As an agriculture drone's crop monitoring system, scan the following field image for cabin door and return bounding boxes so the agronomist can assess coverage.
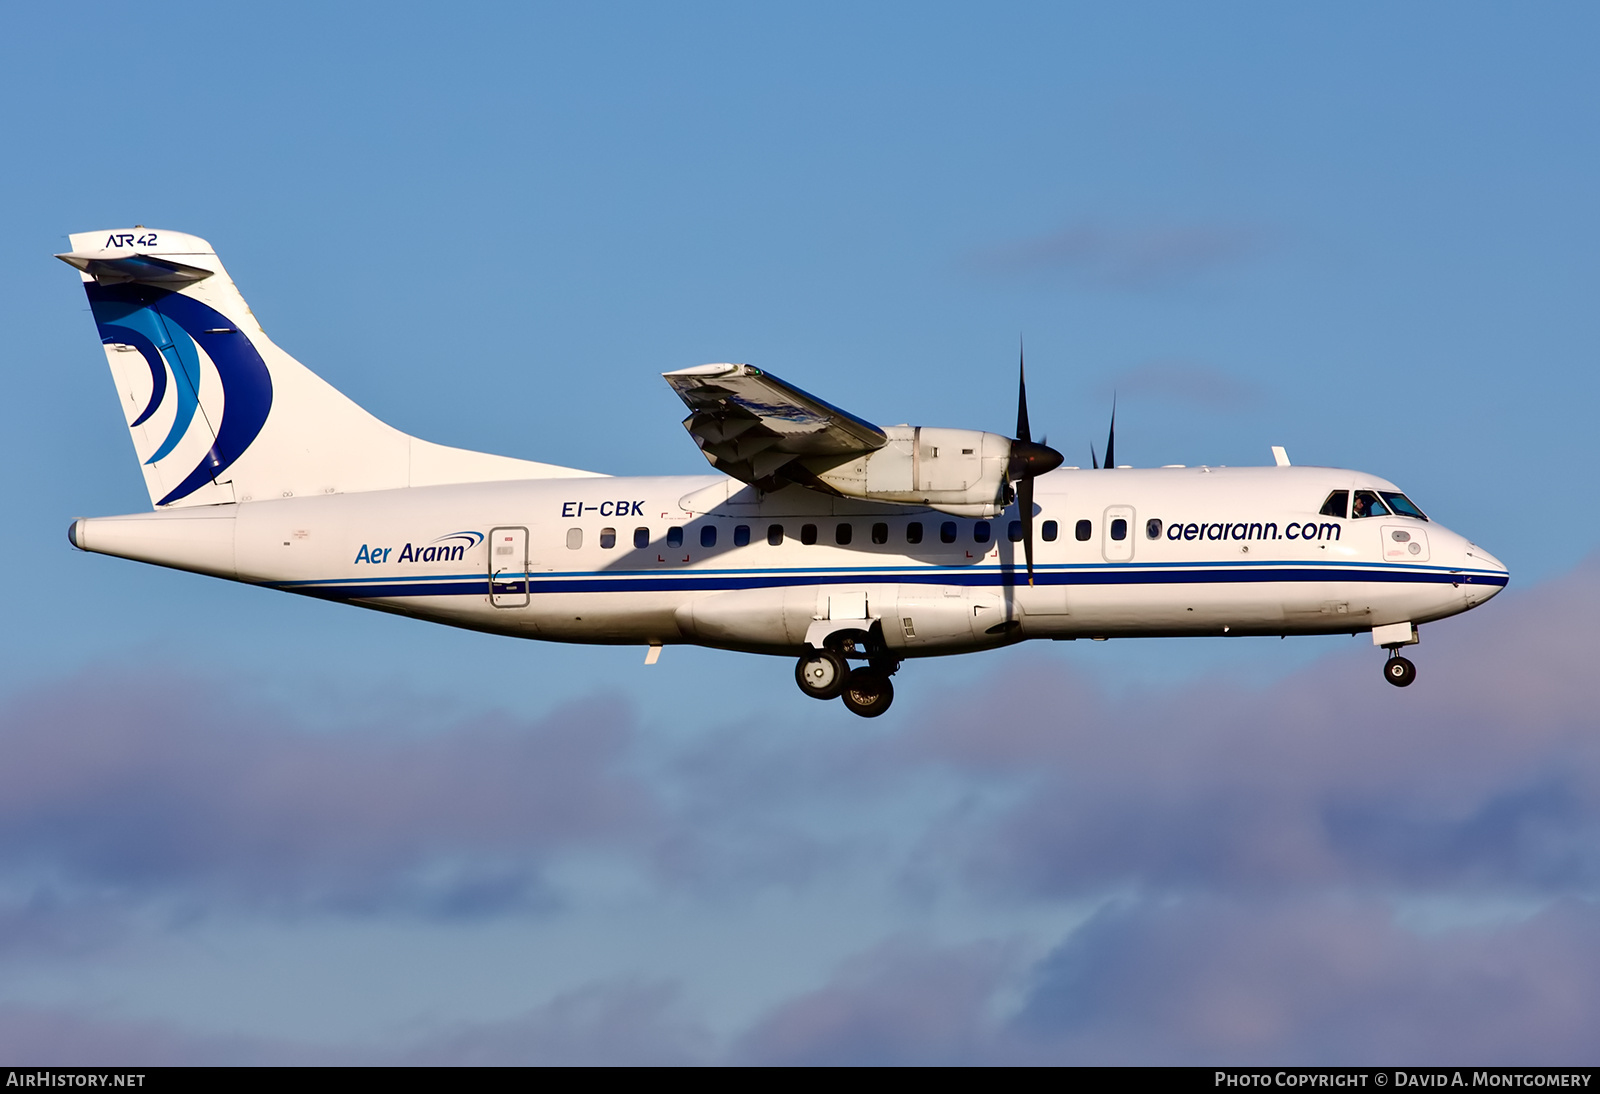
[1102,505,1136,563]
[489,526,530,608]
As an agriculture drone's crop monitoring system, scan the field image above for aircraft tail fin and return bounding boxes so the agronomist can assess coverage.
[59,228,602,509]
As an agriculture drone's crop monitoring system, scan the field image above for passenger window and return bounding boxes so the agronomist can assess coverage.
[1379,491,1428,520]
[666,526,683,548]
[1008,520,1023,542]
[767,524,784,546]
[801,524,818,545]
[835,523,852,545]
[1075,519,1092,542]
[940,521,958,544]
[906,522,923,544]
[871,522,888,545]
[1041,520,1058,542]
[633,527,649,549]
[974,521,991,544]
[1146,518,1162,540]
[700,526,717,548]
[734,525,751,547]
[1352,491,1389,519]
[1110,518,1128,541]
[600,527,616,549]
[566,527,583,550]
[1319,490,1349,518]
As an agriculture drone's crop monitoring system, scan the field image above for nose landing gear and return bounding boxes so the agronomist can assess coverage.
[1373,621,1420,688]
[794,628,901,716]
[1384,652,1417,687]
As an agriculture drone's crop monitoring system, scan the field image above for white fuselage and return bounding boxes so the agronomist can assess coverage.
[71,464,1508,658]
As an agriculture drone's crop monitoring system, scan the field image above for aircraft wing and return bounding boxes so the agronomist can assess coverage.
[663,363,887,485]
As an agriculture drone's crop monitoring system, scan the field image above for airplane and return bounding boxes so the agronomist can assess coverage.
[58,228,1509,717]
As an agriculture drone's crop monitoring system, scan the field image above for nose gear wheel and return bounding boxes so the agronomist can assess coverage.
[1384,655,1416,687]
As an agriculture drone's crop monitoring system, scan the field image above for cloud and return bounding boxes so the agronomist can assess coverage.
[6,555,1600,1063]
[728,900,1600,1065]
[732,937,1012,1066]
[1009,897,1600,1065]
[407,979,713,1066]
[0,889,143,962]
[0,981,713,1066]
[888,554,1600,901]
[0,978,707,1066]
[13,897,1600,1066]
[0,1005,347,1066]
[969,222,1265,290]
[0,681,661,917]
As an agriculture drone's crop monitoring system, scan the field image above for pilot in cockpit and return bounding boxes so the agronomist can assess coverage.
[1352,490,1389,519]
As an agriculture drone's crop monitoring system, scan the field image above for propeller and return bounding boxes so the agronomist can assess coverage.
[1103,394,1116,469]
[1088,395,1117,470]
[1008,345,1065,584]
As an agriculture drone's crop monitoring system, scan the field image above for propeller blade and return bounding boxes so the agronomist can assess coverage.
[1006,351,1062,484]
[1016,342,1032,444]
[1005,345,1060,586]
[1019,476,1035,584]
[1090,443,1099,471]
[1103,394,1117,470]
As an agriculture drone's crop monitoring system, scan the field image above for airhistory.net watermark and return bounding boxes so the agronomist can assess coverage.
[5,1076,145,1088]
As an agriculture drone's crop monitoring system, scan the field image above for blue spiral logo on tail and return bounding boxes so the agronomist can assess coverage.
[88,284,273,506]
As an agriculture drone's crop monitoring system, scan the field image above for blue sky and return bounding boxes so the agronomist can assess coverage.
[2,2,1598,1063]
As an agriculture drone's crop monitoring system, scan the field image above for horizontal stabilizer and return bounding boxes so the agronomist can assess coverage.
[56,250,214,286]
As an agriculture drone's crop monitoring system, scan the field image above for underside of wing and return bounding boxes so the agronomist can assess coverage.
[664,363,886,487]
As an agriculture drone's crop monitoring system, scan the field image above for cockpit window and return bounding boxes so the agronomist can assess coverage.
[1379,491,1428,520]
[1352,490,1390,519]
[1319,490,1349,518]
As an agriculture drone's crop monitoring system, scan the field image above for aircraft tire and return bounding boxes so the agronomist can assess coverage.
[1384,656,1417,688]
[841,668,894,718]
[796,648,850,700]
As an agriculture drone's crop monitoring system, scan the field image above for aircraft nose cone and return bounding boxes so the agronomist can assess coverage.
[1010,439,1064,481]
[1468,544,1508,574]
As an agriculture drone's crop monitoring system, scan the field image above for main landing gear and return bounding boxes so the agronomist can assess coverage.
[841,667,894,717]
[795,647,849,700]
[795,630,900,717]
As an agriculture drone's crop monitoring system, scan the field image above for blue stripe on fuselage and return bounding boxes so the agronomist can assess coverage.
[267,561,1509,602]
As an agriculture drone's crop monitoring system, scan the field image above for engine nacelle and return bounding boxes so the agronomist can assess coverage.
[804,426,1012,517]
